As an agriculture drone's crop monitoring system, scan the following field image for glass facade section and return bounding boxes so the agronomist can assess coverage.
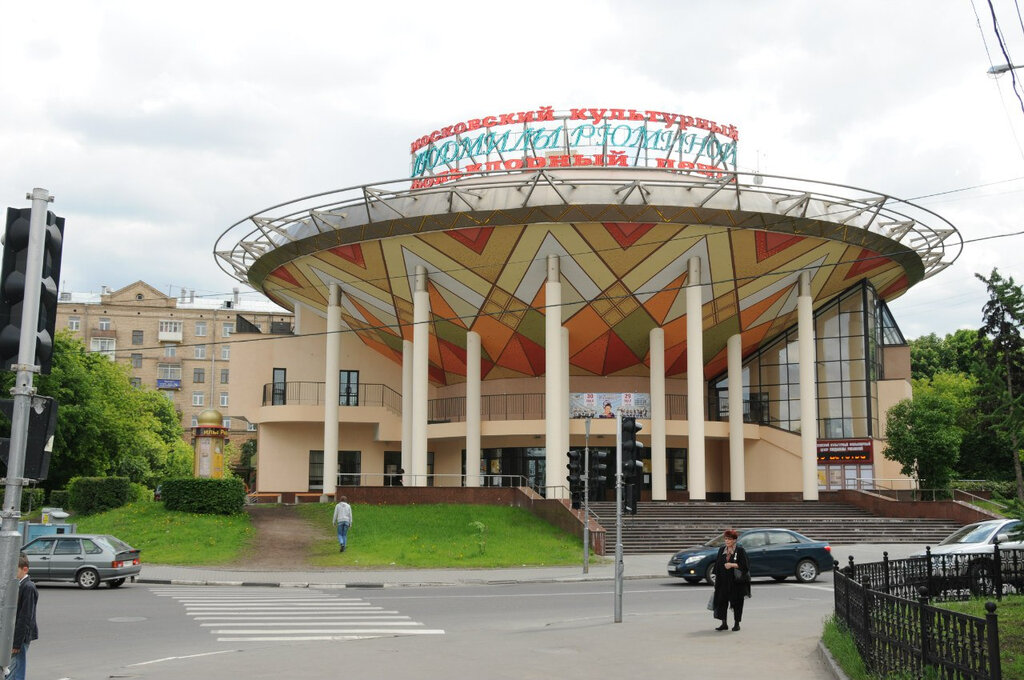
[710,281,896,439]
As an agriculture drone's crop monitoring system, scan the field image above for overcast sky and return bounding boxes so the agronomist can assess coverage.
[2,0,1023,339]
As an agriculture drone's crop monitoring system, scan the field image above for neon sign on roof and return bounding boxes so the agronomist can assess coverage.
[408,106,740,189]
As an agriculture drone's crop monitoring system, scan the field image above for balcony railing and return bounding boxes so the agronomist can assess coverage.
[262,382,401,414]
[260,383,777,425]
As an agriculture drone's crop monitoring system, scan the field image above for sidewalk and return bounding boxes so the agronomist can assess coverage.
[136,542,926,588]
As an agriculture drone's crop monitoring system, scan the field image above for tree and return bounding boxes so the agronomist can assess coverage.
[910,329,983,380]
[975,269,1024,502]
[883,388,964,491]
[0,332,193,491]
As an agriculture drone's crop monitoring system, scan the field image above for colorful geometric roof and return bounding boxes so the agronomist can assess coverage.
[259,220,911,385]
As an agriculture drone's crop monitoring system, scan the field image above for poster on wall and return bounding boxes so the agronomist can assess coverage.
[570,393,650,419]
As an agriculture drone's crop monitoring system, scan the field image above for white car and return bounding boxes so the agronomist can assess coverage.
[911,519,1024,558]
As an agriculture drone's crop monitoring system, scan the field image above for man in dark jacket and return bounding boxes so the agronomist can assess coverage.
[8,552,38,680]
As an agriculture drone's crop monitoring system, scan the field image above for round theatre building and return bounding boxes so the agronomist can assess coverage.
[215,106,961,503]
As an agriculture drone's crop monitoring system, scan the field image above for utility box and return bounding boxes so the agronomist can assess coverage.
[40,507,69,524]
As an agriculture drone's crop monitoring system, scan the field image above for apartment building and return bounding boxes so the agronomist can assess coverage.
[56,281,293,445]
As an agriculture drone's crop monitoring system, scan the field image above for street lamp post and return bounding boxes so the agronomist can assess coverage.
[988,63,1024,75]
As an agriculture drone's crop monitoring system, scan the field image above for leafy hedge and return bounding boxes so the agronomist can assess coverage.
[67,477,133,515]
[0,487,45,513]
[162,477,245,515]
[48,489,69,508]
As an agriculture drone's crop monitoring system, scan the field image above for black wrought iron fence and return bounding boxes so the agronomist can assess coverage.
[842,545,1024,603]
[834,568,1001,679]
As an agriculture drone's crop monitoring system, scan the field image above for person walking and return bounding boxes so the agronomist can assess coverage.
[332,495,353,552]
[711,529,750,631]
[8,552,38,680]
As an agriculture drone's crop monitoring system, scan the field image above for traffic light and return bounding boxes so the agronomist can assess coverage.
[621,417,644,515]
[0,395,58,480]
[589,450,608,501]
[0,207,65,373]
[566,450,584,509]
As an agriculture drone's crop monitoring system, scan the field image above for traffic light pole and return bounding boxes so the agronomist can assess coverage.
[614,412,623,623]
[0,188,51,668]
[582,417,590,574]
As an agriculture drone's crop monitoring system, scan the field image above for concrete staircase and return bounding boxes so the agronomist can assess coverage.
[587,501,963,554]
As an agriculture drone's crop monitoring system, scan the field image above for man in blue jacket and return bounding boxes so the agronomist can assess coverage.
[8,552,38,680]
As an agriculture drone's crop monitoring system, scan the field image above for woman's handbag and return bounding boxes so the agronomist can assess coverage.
[733,568,744,581]
[706,594,714,611]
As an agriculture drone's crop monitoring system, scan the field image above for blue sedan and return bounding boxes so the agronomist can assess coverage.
[667,528,833,584]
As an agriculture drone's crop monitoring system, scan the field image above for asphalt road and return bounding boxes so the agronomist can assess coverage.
[32,575,839,680]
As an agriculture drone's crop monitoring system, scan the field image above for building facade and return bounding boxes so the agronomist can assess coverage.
[215,107,962,502]
[56,281,294,445]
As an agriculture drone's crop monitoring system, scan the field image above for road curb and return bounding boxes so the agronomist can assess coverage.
[135,572,669,589]
[817,640,852,680]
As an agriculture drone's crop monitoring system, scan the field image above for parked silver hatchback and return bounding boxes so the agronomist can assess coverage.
[21,533,141,589]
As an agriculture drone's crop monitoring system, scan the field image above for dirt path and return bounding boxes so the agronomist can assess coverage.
[236,505,327,569]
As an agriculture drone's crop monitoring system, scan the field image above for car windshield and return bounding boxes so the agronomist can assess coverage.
[704,533,728,548]
[97,535,135,553]
[938,523,1000,546]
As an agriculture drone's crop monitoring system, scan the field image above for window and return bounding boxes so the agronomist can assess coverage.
[157,364,181,380]
[54,538,82,555]
[68,316,80,331]
[195,321,207,337]
[160,320,182,334]
[221,345,231,360]
[98,317,111,331]
[193,368,205,383]
[339,451,361,487]
[222,322,234,338]
[222,417,231,428]
[272,368,286,405]
[82,539,103,555]
[191,416,198,427]
[220,392,229,407]
[194,344,206,359]
[220,369,229,384]
[130,377,141,388]
[132,330,143,345]
[247,422,258,432]
[22,538,53,555]
[163,344,176,358]
[340,370,359,406]
[130,353,142,369]
[90,337,115,360]
[192,392,204,406]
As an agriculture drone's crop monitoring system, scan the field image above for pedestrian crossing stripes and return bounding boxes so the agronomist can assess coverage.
[150,587,445,642]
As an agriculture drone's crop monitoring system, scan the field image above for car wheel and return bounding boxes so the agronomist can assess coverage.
[969,561,995,596]
[684,577,701,584]
[76,568,100,590]
[108,578,126,588]
[772,575,788,582]
[706,563,717,586]
[795,559,819,583]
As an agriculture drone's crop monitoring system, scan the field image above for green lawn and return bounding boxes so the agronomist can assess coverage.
[295,503,596,568]
[68,501,595,569]
[74,502,253,565]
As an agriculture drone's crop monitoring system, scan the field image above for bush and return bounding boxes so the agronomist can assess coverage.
[67,477,133,515]
[128,482,153,503]
[0,487,45,514]
[49,489,69,508]
[162,477,245,515]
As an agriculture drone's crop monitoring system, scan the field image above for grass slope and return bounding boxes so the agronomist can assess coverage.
[296,503,593,568]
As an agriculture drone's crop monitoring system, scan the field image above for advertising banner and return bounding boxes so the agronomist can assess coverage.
[570,392,650,419]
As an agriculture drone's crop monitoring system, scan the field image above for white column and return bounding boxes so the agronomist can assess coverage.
[544,255,565,498]
[412,266,430,487]
[727,333,745,501]
[466,331,482,487]
[562,326,570,461]
[401,340,413,482]
[322,283,341,501]
[798,271,819,501]
[686,257,706,500]
[650,327,667,501]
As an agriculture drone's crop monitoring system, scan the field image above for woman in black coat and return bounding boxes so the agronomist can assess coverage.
[712,528,751,631]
